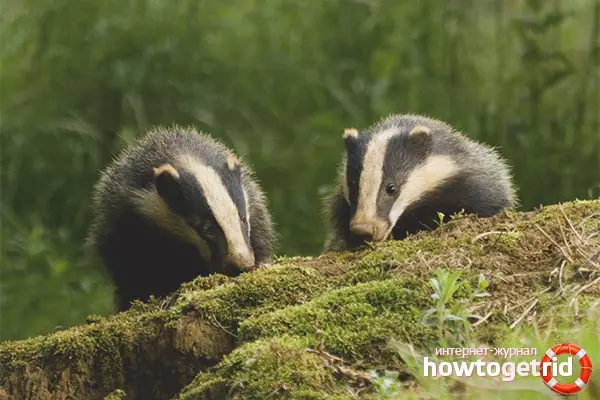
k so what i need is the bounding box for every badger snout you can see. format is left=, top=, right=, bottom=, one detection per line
left=350, top=218, right=389, bottom=242
left=350, top=222, right=375, bottom=238
left=226, top=247, right=256, bottom=271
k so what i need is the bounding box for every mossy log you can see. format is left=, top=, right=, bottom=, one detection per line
left=1, top=200, right=599, bottom=400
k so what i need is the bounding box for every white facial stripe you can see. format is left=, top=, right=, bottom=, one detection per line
left=242, top=185, right=251, bottom=237
left=355, top=128, right=399, bottom=221
left=386, top=155, right=459, bottom=237
left=340, top=160, right=350, bottom=204
left=132, top=188, right=213, bottom=264
left=179, top=155, right=253, bottom=265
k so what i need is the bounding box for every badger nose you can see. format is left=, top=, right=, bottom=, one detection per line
left=350, top=222, right=375, bottom=240
left=227, top=247, right=255, bottom=271
left=351, top=218, right=389, bottom=242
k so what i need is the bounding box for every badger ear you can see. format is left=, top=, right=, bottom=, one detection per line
left=408, top=125, right=433, bottom=149
left=153, top=164, right=183, bottom=208
left=154, top=163, right=180, bottom=180
left=343, top=128, right=359, bottom=153
left=409, top=125, right=431, bottom=136
left=343, top=128, right=359, bottom=140
left=225, top=154, right=240, bottom=171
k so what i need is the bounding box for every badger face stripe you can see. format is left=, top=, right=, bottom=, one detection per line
left=385, top=155, right=459, bottom=237
left=340, top=159, right=350, bottom=204
left=132, top=188, right=213, bottom=264
left=242, top=185, right=251, bottom=237
left=353, top=128, right=400, bottom=224
left=179, top=154, right=254, bottom=269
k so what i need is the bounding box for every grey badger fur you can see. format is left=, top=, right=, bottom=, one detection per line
left=323, top=114, right=516, bottom=252
left=87, top=126, right=276, bottom=310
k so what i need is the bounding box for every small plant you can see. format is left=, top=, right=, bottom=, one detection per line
left=462, top=273, right=491, bottom=300
left=421, top=270, right=490, bottom=346
left=449, top=209, right=466, bottom=221
left=369, top=370, right=402, bottom=399
left=434, top=212, right=446, bottom=228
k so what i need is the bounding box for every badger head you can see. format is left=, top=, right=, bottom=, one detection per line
left=140, top=153, right=254, bottom=274
left=341, top=120, right=459, bottom=245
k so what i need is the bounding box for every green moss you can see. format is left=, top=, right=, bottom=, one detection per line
left=178, top=336, right=343, bottom=400
left=529, top=199, right=600, bottom=226
left=339, top=239, right=435, bottom=285
left=179, top=273, right=233, bottom=293
left=487, top=232, right=522, bottom=253
left=3, top=200, right=598, bottom=400
left=239, top=278, right=436, bottom=359
left=0, top=309, right=178, bottom=398
left=173, top=265, right=329, bottom=332
left=340, top=235, right=489, bottom=288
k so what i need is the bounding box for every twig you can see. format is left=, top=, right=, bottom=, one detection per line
left=586, top=231, right=600, bottom=240
left=559, top=205, right=582, bottom=242
left=578, top=212, right=600, bottom=229
left=507, top=296, right=536, bottom=312
left=506, top=287, right=551, bottom=311
left=556, top=216, right=573, bottom=256
left=534, top=224, right=573, bottom=262
left=472, top=311, right=493, bottom=327
left=509, top=299, right=539, bottom=329
left=209, top=316, right=238, bottom=337
left=572, top=275, right=600, bottom=298
left=471, top=231, right=517, bottom=244
left=559, top=259, right=566, bottom=290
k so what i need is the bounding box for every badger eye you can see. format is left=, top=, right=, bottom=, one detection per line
left=385, top=183, right=398, bottom=196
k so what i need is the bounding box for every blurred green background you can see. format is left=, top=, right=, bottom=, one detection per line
left=1, top=0, right=598, bottom=341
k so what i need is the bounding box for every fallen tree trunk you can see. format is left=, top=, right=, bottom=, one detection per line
left=1, top=200, right=599, bottom=400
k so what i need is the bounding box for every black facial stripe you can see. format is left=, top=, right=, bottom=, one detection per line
left=194, top=220, right=228, bottom=268
left=345, top=138, right=366, bottom=213
left=375, top=135, right=407, bottom=220
left=177, top=170, right=211, bottom=218
left=375, top=134, right=432, bottom=220
left=220, top=167, right=248, bottom=228
left=382, top=135, right=424, bottom=180
left=179, top=169, right=246, bottom=264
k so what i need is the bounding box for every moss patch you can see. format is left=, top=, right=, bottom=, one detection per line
left=175, top=265, right=330, bottom=331
left=178, top=336, right=343, bottom=400
left=239, top=278, right=437, bottom=359
left=2, top=200, right=598, bottom=400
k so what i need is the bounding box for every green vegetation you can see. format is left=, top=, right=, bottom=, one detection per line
left=1, top=0, right=599, bottom=343
left=1, top=200, right=598, bottom=399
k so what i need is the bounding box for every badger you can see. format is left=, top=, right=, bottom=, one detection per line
left=323, top=114, right=517, bottom=251
left=87, top=126, right=276, bottom=310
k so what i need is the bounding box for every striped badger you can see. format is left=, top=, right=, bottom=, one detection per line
left=323, top=114, right=516, bottom=251
left=87, top=126, right=276, bottom=310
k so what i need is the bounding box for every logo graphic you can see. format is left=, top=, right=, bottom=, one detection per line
left=541, top=343, right=592, bottom=395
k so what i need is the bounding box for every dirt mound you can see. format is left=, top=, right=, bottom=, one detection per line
left=1, top=200, right=599, bottom=399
